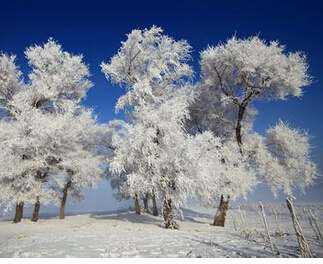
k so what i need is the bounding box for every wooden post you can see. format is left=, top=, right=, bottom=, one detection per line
left=272, top=207, right=283, bottom=234
left=304, top=208, right=323, bottom=241
left=232, top=215, right=238, bottom=231
left=238, top=205, right=246, bottom=226
left=286, top=198, right=313, bottom=257
left=259, top=201, right=279, bottom=255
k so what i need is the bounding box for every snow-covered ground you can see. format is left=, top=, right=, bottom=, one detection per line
left=0, top=204, right=322, bottom=257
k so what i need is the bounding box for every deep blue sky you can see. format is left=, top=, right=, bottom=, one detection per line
left=1, top=0, right=322, bottom=210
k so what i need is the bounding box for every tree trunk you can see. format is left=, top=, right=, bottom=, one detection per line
left=13, top=202, right=24, bottom=223
left=59, top=181, right=71, bottom=219
left=31, top=196, right=40, bottom=222
left=142, top=193, right=150, bottom=213
left=286, top=197, right=313, bottom=257
left=162, top=196, right=178, bottom=229
left=213, top=195, right=230, bottom=227
left=13, top=203, right=20, bottom=223
left=236, top=105, right=246, bottom=154
left=152, top=191, right=159, bottom=216
left=134, top=193, right=141, bottom=215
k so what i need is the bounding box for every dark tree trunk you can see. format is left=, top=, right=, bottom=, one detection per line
left=13, top=203, right=20, bottom=223
left=142, top=193, right=150, bottom=213
left=59, top=181, right=71, bottom=219
left=236, top=105, right=246, bottom=154
left=31, top=196, right=40, bottom=222
left=213, top=195, right=230, bottom=227
left=13, top=202, right=24, bottom=223
left=162, top=196, right=178, bottom=229
left=134, top=193, right=141, bottom=215
left=152, top=191, right=159, bottom=216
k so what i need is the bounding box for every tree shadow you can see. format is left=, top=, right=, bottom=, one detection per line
left=181, top=208, right=213, bottom=224
left=225, top=231, right=299, bottom=257
left=90, top=211, right=162, bottom=226
left=183, top=216, right=210, bottom=224
left=186, top=236, right=275, bottom=257
left=0, top=208, right=132, bottom=222
left=182, top=208, right=213, bottom=219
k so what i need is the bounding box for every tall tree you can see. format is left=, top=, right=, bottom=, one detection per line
left=188, top=36, right=313, bottom=226
left=102, top=26, right=196, bottom=228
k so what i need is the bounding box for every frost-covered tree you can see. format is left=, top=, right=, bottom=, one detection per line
left=187, top=36, right=313, bottom=226
left=199, top=36, right=311, bottom=153
left=186, top=131, right=256, bottom=226
left=188, top=132, right=256, bottom=202
left=102, top=26, right=197, bottom=228
left=101, top=26, right=193, bottom=111
left=0, top=40, right=109, bottom=221
left=0, top=54, right=23, bottom=112
left=187, top=83, right=257, bottom=141
left=246, top=121, right=317, bottom=196
left=103, top=28, right=264, bottom=229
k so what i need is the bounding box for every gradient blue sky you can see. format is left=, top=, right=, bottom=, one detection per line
left=1, top=0, right=322, bottom=214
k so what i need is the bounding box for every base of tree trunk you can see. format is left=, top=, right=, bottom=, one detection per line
left=13, top=202, right=24, bottom=223
left=163, top=197, right=178, bottom=229
left=59, top=181, right=71, bottom=219
left=134, top=193, right=141, bottom=215
left=59, top=204, right=65, bottom=219
left=31, top=197, right=40, bottom=222
left=213, top=195, right=230, bottom=227
left=143, top=193, right=150, bottom=213
left=152, top=192, right=159, bottom=216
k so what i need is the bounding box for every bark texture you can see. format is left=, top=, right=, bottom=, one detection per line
left=162, top=197, right=178, bottom=229
left=13, top=202, right=24, bottom=223
left=234, top=90, right=258, bottom=154
left=236, top=105, right=246, bottom=154
left=213, top=195, right=230, bottom=227
left=31, top=196, right=40, bottom=222
left=59, top=181, right=71, bottom=219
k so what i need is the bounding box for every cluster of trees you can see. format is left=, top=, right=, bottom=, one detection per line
left=0, top=40, right=118, bottom=222
left=0, top=27, right=317, bottom=228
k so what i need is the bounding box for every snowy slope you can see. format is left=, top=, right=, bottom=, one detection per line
left=0, top=205, right=322, bottom=257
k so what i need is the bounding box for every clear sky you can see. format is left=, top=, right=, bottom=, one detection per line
left=1, top=0, right=322, bottom=214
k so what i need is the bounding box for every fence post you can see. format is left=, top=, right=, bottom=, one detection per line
left=286, top=198, right=313, bottom=257
left=259, top=201, right=279, bottom=256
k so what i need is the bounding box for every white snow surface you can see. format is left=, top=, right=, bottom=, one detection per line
left=0, top=205, right=322, bottom=258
